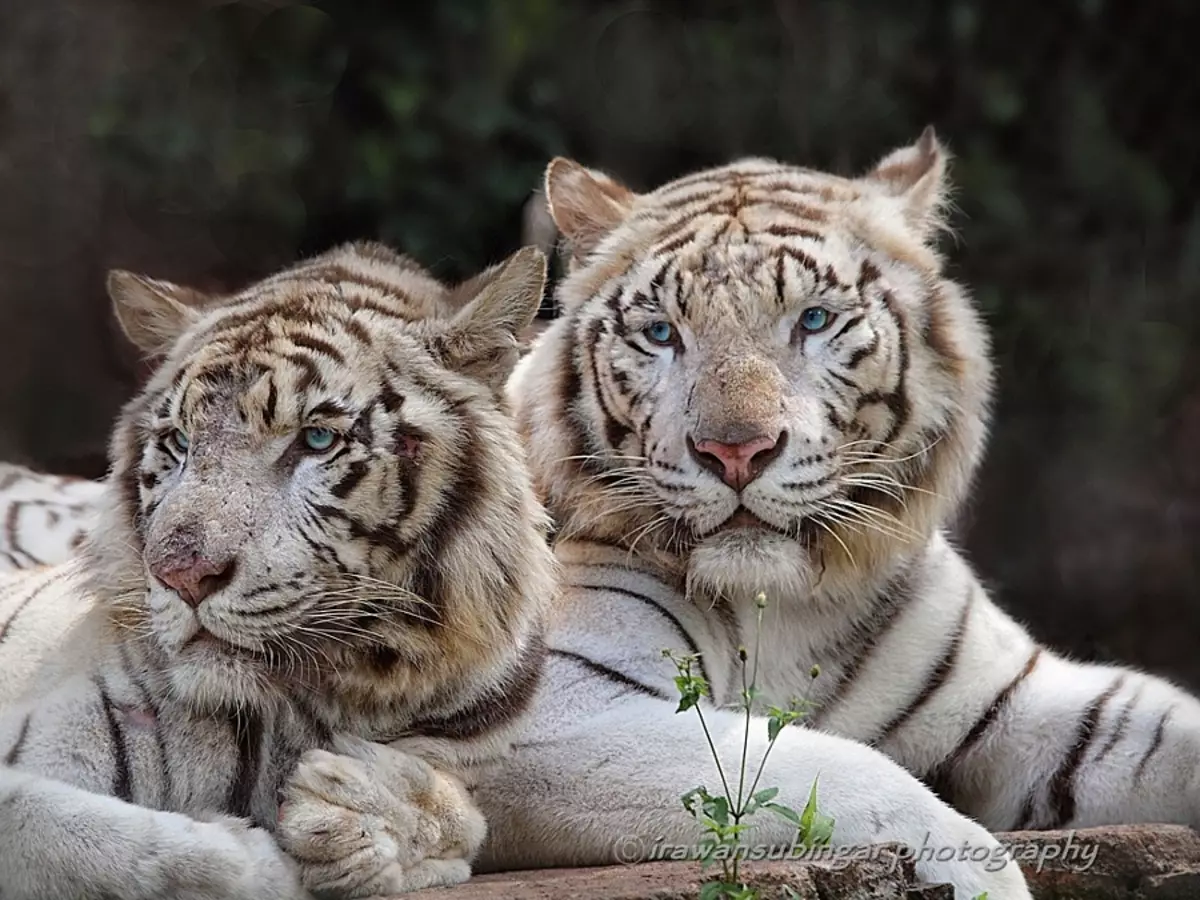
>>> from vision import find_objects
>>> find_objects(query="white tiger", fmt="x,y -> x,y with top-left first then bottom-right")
0,240 -> 559,899
473,131 -> 1200,896
0,164 -> 1045,896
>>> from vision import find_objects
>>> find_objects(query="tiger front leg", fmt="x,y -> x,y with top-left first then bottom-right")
276,736 -> 486,897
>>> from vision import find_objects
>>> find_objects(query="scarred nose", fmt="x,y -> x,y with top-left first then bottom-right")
150,553 -> 235,608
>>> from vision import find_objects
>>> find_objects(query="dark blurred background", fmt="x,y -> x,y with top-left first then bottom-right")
1,1 -> 1197,685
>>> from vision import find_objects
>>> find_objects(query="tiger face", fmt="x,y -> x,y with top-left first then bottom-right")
87,243 -> 555,712
515,130 -> 992,601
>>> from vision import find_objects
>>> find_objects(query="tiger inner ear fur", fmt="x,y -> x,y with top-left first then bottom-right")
106,270 -> 214,356
860,125 -> 951,241
428,246 -> 547,388
543,157 -> 636,260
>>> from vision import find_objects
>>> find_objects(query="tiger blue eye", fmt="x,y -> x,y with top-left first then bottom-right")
171,430 -> 190,453
644,321 -> 675,345
302,427 -> 337,452
798,307 -> 831,332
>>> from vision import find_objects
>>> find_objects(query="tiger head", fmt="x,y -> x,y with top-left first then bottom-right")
85,242 -> 557,716
513,130 -> 992,604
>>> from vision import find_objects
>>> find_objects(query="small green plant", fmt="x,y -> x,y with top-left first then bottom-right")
664,592 -> 832,900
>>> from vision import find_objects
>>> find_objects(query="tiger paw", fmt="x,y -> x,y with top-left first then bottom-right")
275,743 -> 485,897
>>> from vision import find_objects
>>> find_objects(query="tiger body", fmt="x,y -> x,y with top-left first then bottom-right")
473,133 -> 1200,898
0,240 -> 558,900
0,464 -> 103,572
7,141 -> 1198,900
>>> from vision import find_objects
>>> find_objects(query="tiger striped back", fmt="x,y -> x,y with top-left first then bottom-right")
0,464 -> 103,572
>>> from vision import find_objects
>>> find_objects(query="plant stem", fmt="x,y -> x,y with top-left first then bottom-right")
738,601 -> 768,810
744,733 -> 780,807
694,704 -> 734,804
735,652 -> 751,814
750,601 -> 765,691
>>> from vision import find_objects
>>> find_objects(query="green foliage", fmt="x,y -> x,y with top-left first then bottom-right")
665,593 -> 829,900
84,0 -> 1199,470
89,2 -> 568,279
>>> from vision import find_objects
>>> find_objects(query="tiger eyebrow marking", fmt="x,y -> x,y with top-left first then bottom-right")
306,399 -> 355,420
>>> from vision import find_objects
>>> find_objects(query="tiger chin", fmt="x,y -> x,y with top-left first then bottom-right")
688,526 -> 817,606
0,240 -> 558,900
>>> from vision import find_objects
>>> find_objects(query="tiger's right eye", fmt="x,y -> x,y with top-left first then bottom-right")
170,430 -> 190,454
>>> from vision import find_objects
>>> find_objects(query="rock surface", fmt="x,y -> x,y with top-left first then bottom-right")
412,846 -> 946,899
1002,824 -> 1200,899
406,825 -> 1200,899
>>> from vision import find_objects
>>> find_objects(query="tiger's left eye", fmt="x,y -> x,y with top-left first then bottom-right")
170,430 -> 191,454
644,321 -> 676,346
797,306 -> 833,333
301,427 -> 339,453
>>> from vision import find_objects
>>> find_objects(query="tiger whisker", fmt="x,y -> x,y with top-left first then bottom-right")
810,515 -> 857,566
820,500 -> 917,543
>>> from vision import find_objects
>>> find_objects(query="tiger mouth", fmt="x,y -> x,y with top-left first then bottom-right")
182,627 -> 223,650
702,507 -> 795,539
726,509 -> 768,529
181,626 -> 264,660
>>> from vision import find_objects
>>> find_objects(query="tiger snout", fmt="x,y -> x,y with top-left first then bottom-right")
145,519 -> 243,609
687,431 -> 786,491
688,353 -> 787,490
149,548 -> 236,608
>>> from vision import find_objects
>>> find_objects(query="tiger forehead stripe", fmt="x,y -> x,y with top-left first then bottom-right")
647,165 -> 847,211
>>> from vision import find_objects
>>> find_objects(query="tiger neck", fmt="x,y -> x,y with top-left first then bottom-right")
553,530 -> 929,620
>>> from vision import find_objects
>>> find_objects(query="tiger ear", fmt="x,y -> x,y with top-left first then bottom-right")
107,270 -> 209,355
544,158 -> 636,261
443,249 -> 533,317
431,246 -> 547,388
861,126 -> 950,240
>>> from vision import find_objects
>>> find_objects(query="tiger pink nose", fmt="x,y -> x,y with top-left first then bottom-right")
689,432 -> 785,492
151,554 -> 234,608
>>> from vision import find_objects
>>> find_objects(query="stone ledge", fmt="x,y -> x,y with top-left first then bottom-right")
1002,824 -> 1200,899
407,825 -> 1200,899
413,846 -> 943,899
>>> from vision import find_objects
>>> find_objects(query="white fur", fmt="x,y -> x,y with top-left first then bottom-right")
0,463 -> 103,572
471,543 -> 1031,899
0,555 -> 486,900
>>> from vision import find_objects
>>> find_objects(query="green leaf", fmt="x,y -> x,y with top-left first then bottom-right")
682,786 -> 711,816
768,716 -> 785,742
807,814 -> 835,847
753,787 -> 779,805
699,881 -> 727,900
798,779 -> 835,847
764,801 -> 801,826
704,794 -> 730,827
